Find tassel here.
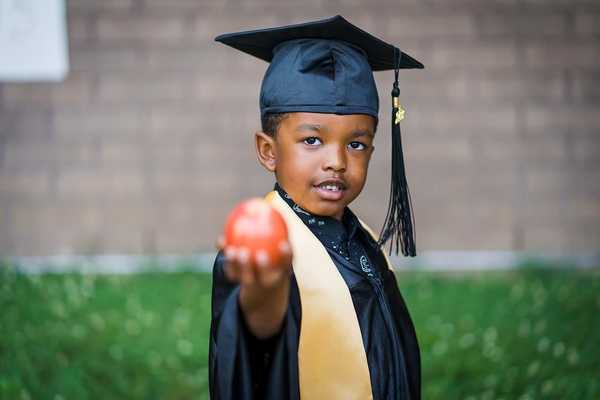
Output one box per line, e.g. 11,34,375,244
377,48,417,257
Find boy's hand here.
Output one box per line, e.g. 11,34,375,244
218,235,292,289
217,235,293,339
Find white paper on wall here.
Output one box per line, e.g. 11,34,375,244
0,0,69,82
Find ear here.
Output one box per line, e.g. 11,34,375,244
255,131,277,172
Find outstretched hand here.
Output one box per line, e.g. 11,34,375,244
216,235,293,339
217,235,293,289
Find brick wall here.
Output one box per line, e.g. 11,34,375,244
1,0,599,256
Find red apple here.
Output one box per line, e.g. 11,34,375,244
223,198,289,268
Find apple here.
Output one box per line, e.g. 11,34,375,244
223,198,289,268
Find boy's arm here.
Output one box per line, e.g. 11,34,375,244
238,272,290,339
221,238,293,339
209,248,296,400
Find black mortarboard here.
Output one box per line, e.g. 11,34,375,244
215,15,423,257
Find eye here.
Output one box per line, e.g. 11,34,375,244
303,137,322,146
348,141,367,150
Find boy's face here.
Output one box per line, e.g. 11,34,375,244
258,112,376,220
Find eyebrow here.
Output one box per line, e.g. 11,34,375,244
295,123,374,138
295,123,323,133
351,129,374,138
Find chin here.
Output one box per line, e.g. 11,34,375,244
311,203,345,219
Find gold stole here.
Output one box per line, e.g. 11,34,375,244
265,190,393,399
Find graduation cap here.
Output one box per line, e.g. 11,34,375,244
215,15,423,257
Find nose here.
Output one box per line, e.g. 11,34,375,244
322,144,346,172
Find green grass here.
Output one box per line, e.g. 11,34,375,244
1,264,599,399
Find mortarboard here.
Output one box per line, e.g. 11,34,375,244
215,15,423,257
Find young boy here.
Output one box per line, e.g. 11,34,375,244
209,15,422,400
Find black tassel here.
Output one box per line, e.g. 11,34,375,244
377,49,417,257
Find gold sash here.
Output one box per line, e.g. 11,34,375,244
265,190,394,399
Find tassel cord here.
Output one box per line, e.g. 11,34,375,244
377,49,417,257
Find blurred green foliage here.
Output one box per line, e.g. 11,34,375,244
1,263,599,399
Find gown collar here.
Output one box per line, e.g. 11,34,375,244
274,182,372,257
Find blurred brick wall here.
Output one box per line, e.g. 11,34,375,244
1,0,599,256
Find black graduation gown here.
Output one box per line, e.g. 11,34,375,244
209,187,421,400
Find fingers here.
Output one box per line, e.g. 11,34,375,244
237,247,256,285
280,240,293,265
256,240,293,287
223,247,238,282
216,235,225,250
223,240,293,287
223,246,257,285
279,240,291,255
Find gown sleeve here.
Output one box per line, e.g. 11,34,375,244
208,250,301,400
381,266,422,400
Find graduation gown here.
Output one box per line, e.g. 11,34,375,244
209,185,421,399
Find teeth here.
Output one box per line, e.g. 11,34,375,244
319,183,342,191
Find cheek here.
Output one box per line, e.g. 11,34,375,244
277,146,317,184
345,157,371,194
286,147,319,170
351,153,371,175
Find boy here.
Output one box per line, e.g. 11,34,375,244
209,15,422,400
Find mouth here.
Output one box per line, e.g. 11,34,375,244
313,179,347,201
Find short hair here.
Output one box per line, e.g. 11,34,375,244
261,113,289,137
261,112,379,138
